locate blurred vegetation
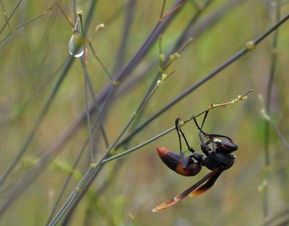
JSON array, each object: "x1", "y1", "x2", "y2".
[{"x1": 1, "y1": 0, "x2": 289, "y2": 225}]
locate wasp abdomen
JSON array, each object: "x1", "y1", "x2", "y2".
[{"x1": 157, "y1": 147, "x2": 202, "y2": 176}]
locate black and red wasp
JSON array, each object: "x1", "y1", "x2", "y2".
[{"x1": 152, "y1": 112, "x2": 238, "y2": 212}]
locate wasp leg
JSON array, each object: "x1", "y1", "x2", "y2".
[
  {"x1": 175, "y1": 118, "x2": 197, "y2": 168},
  {"x1": 175, "y1": 118, "x2": 196, "y2": 154},
  {"x1": 199, "y1": 133, "x2": 211, "y2": 156},
  {"x1": 193, "y1": 111, "x2": 208, "y2": 135},
  {"x1": 175, "y1": 118, "x2": 185, "y2": 166}
]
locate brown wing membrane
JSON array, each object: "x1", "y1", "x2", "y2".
[
  {"x1": 152, "y1": 170, "x2": 219, "y2": 212},
  {"x1": 189, "y1": 169, "x2": 222, "y2": 197}
]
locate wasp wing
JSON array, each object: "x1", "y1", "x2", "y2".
[
  {"x1": 152, "y1": 170, "x2": 218, "y2": 212},
  {"x1": 189, "y1": 169, "x2": 222, "y2": 197}
]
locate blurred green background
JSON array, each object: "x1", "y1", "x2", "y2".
[{"x1": 1, "y1": 0, "x2": 289, "y2": 225}]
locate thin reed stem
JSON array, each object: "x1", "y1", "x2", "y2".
[
  {"x1": 113, "y1": 0, "x2": 136, "y2": 72},
  {"x1": 102, "y1": 90, "x2": 252, "y2": 164},
  {"x1": 0, "y1": 0, "x2": 101, "y2": 203},
  {"x1": 117, "y1": 11, "x2": 289, "y2": 149},
  {"x1": 0, "y1": 0, "x2": 23, "y2": 35},
  {"x1": 0, "y1": 4, "x2": 54, "y2": 46},
  {"x1": 0, "y1": 0, "x2": 12, "y2": 31},
  {"x1": 0, "y1": 1, "x2": 187, "y2": 217},
  {"x1": 82, "y1": 57, "x2": 96, "y2": 161},
  {"x1": 263, "y1": 2, "x2": 281, "y2": 221},
  {"x1": 48, "y1": 90, "x2": 250, "y2": 225},
  {"x1": 45, "y1": 140, "x2": 88, "y2": 225},
  {"x1": 59, "y1": 80, "x2": 161, "y2": 224},
  {"x1": 47, "y1": 1, "x2": 186, "y2": 224},
  {"x1": 0, "y1": 56, "x2": 75, "y2": 188}
]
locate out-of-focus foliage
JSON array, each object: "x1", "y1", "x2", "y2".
[{"x1": 1, "y1": 0, "x2": 289, "y2": 225}]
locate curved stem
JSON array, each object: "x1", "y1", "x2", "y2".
[{"x1": 263, "y1": 3, "x2": 281, "y2": 221}]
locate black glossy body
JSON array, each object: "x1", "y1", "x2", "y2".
[
  {"x1": 199, "y1": 133, "x2": 238, "y2": 171},
  {"x1": 157, "y1": 133, "x2": 238, "y2": 176},
  {"x1": 153, "y1": 117, "x2": 239, "y2": 212}
]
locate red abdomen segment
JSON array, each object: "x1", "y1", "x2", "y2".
[{"x1": 157, "y1": 147, "x2": 201, "y2": 176}]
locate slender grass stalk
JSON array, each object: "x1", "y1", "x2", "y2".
[
  {"x1": 88, "y1": 43, "x2": 113, "y2": 80},
  {"x1": 0, "y1": 107, "x2": 87, "y2": 216},
  {"x1": 0, "y1": 4, "x2": 55, "y2": 46},
  {"x1": 53, "y1": 3, "x2": 191, "y2": 221},
  {"x1": 82, "y1": 57, "x2": 96, "y2": 161},
  {"x1": 48, "y1": 90, "x2": 250, "y2": 225},
  {"x1": 117, "y1": 11, "x2": 289, "y2": 149},
  {"x1": 102, "y1": 90, "x2": 252, "y2": 164},
  {"x1": 56, "y1": 2, "x2": 113, "y2": 81},
  {"x1": 0, "y1": 1, "x2": 188, "y2": 217},
  {"x1": 113, "y1": 0, "x2": 137, "y2": 72},
  {"x1": 187, "y1": 0, "x2": 243, "y2": 39},
  {"x1": 261, "y1": 109, "x2": 289, "y2": 151},
  {"x1": 52, "y1": 82, "x2": 161, "y2": 225},
  {"x1": 263, "y1": 207, "x2": 289, "y2": 226},
  {"x1": 0, "y1": 0, "x2": 12, "y2": 31},
  {"x1": 63, "y1": 25, "x2": 195, "y2": 223},
  {"x1": 0, "y1": 56, "x2": 75, "y2": 188},
  {"x1": 64, "y1": 1, "x2": 190, "y2": 222},
  {"x1": 1, "y1": 2, "x2": 288, "y2": 219},
  {"x1": 45, "y1": 2, "x2": 188, "y2": 225},
  {"x1": 71, "y1": 0, "x2": 187, "y2": 159},
  {"x1": 72, "y1": 2, "x2": 138, "y2": 221},
  {"x1": 0, "y1": 0, "x2": 100, "y2": 195},
  {"x1": 81, "y1": 60, "x2": 110, "y2": 147},
  {"x1": 72, "y1": 0, "x2": 77, "y2": 23},
  {"x1": 0, "y1": 0, "x2": 23, "y2": 35},
  {"x1": 34, "y1": 0, "x2": 214, "y2": 177},
  {"x1": 83, "y1": 84, "x2": 150, "y2": 224},
  {"x1": 74, "y1": 0, "x2": 215, "y2": 158},
  {"x1": 47, "y1": 61, "x2": 112, "y2": 224},
  {"x1": 55, "y1": 2, "x2": 74, "y2": 27},
  {"x1": 1, "y1": 1, "x2": 288, "y2": 219},
  {"x1": 262, "y1": 2, "x2": 281, "y2": 221},
  {"x1": 45, "y1": 140, "x2": 88, "y2": 225}
]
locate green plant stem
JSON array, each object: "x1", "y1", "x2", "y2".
[
  {"x1": 0, "y1": 0, "x2": 186, "y2": 218},
  {"x1": 263, "y1": 3, "x2": 281, "y2": 221},
  {"x1": 0, "y1": 5, "x2": 54, "y2": 46},
  {"x1": 102, "y1": 90, "x2": 251, "y2": 164},
  {"x1": 55, "y1": 5, "x2": 194, "y2": 219},
  {"x1": 0, "y1": 0, "x2": 12, "y2": 31},
  {"x1": 113, "y1": 0, "x2": 136, "y2": 72},
  {"x1": 48, "y1": 90, "x2": 250, "y2": 225},
  {"x1": 45, "y1": 140, "x2": 88, "y2": 225},
  {"x1": 62, "y1": 2, "x2": 213, "y2": 222},
  {"x1": 72, "y1": 0, "x2": 77, "y2": 23},
  {"x1": 58, "y1": 84, "x2": 160, "y2": 225},
  {"x1": 268, "y1": 119, "x2": 289, "y2": 151},
  {"x1": 263, "y1": 207, "x2": 289, "y2": 226},
  {"x1": 83, "y1": 57, "x2": 96, "y2": 161},
  {"x1": 0, "y1": 56, "x2": 75, "y2": 188},
  {"x1": 0, "y1": 0, "x2": 23, "y2": 35},
  {"x1": 0, "y1": 0, "x2": 100, "y2": 212},
  {"x1": 85, "y1": 70, "x2": 110, "y2": 148},
  {"x1": 117, "y1": 11, "x2": 289, "y2": 149}
]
